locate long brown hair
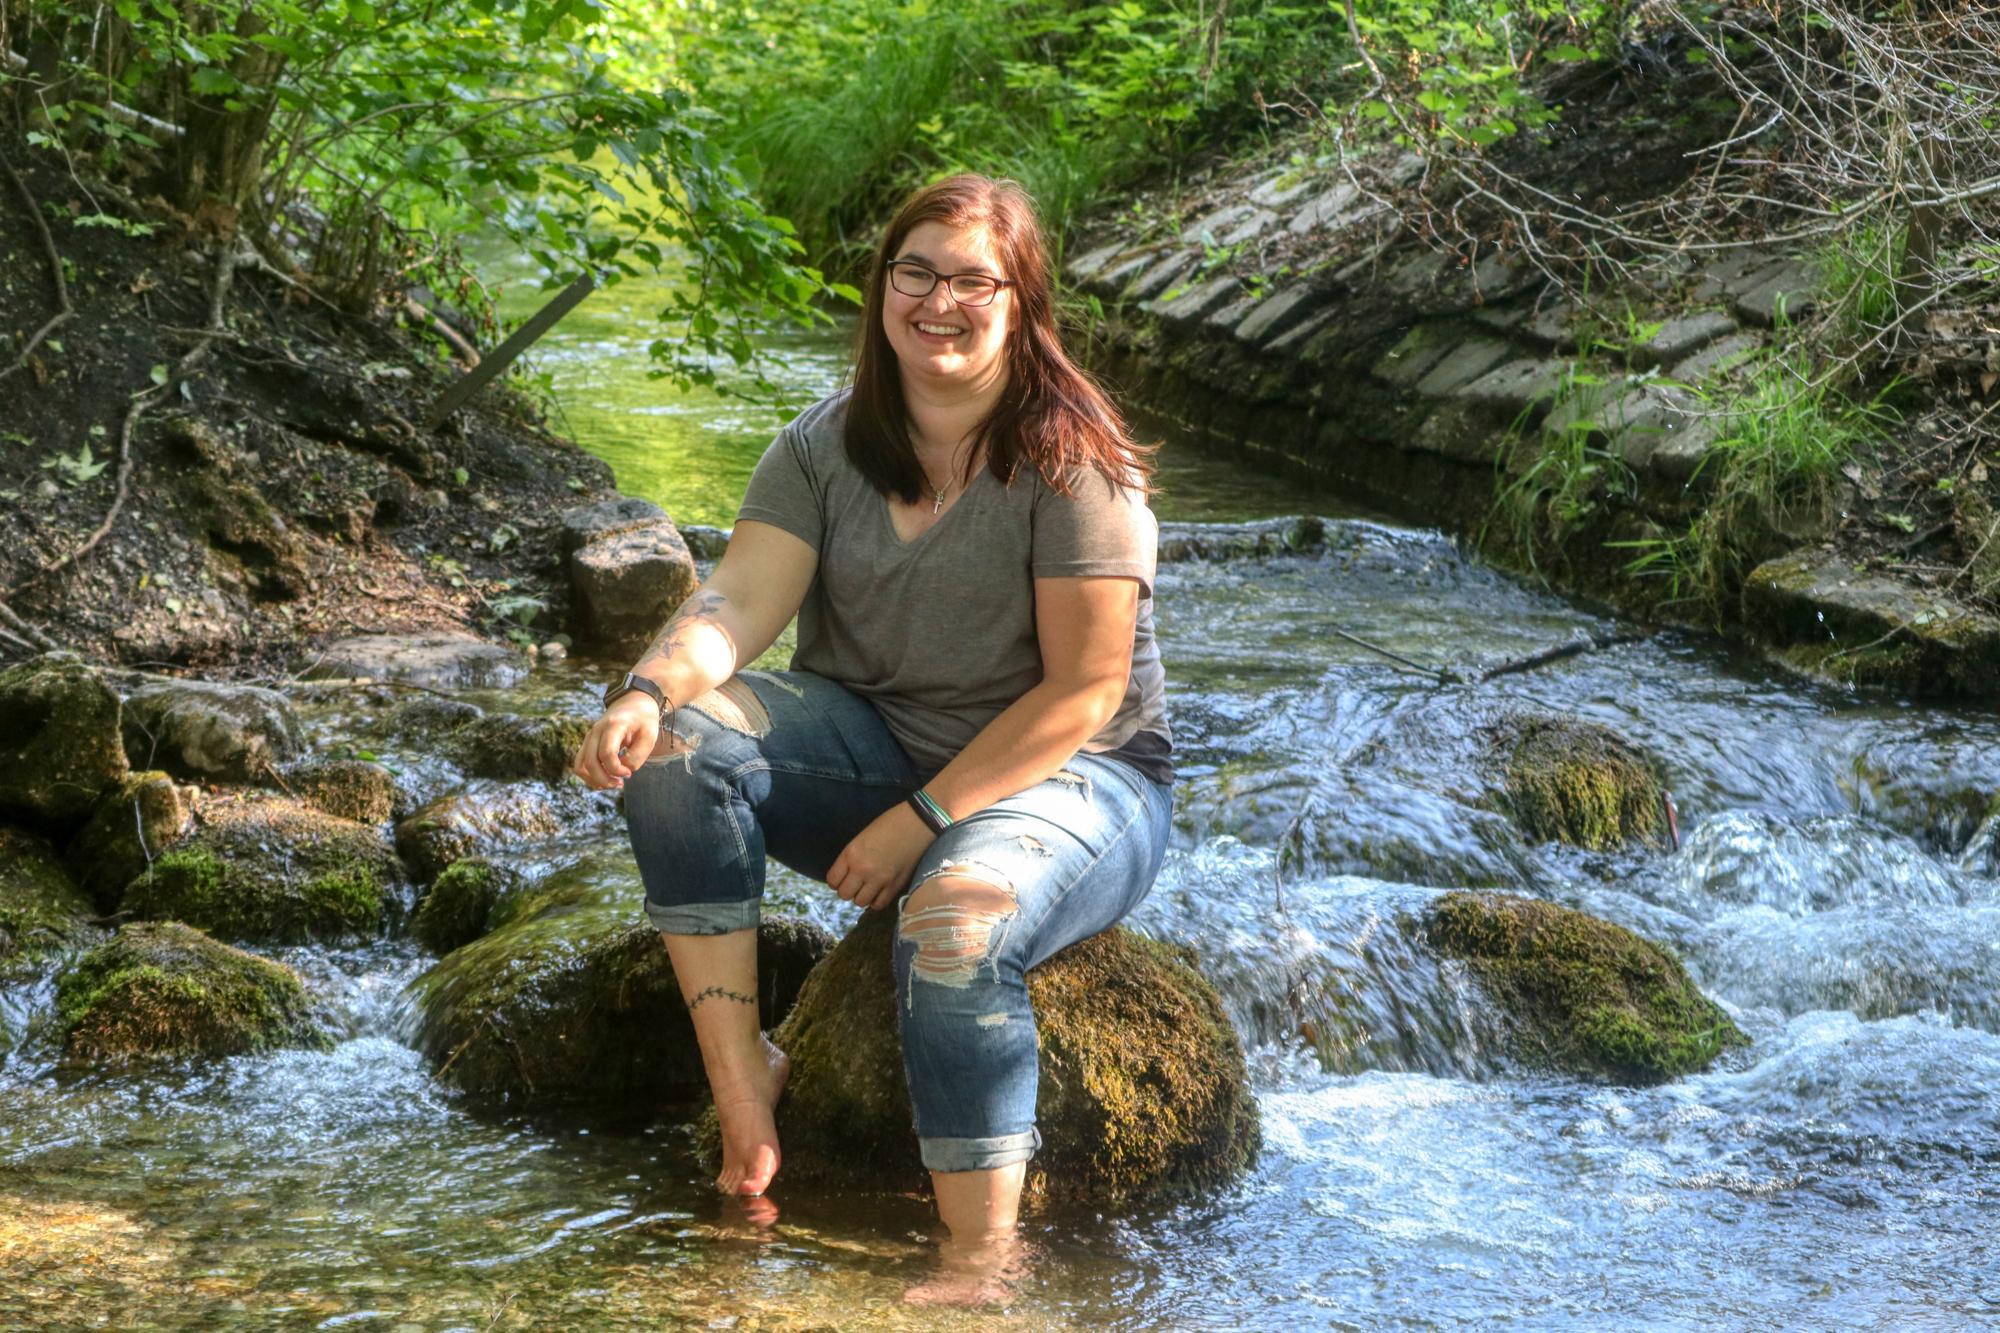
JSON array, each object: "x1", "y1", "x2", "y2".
[{"x1": 844, "y1": 173, "x2": 1156, "y2": 502}]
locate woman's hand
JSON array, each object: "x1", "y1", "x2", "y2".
[
  {"x1": 572, "y1": 695, "x2": 665, "y2": 790},
  {"x1": 828, "y1": 803, "x2": 936, "y2": 910}
]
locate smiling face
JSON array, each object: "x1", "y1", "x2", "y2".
[{"x1": 881, "y1": 220, "x2": 1013, "y2": 393}]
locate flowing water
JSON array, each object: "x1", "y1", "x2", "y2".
[{"x1": 5, "y1": 276, "x2": 2000, "y2": 1329}]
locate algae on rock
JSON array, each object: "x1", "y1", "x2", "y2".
[
  {"x1": 409, "y1": 898, "x2": 830, "y2": 1105},
  {"x1": 65, "y1": 771, "x2": 197, "y2": 910},
  {"x1": 1423, "y1": 891, "x2": 1745, "y2": 1084},
  {"x1": 443, "y1": 713, "x2": 592, "y2": 785},
  {"x1": 1499, "y1": 716, "x2": 1667, "y2": 850},
  {"x1": 0, "y1": 827, "x2": 99, "y2": 974},
  {"x1": 122, "y1": 792, "x2": 399, "y2": 943},
  {"x1": 394, "y1": 785, "x2": 578, "y2": 883},
  {"x1": 282, "y1": 758, "x2": 396, "y2": 825},
  {"x1": 760, "y1": 910, "x2": 1261, "y2": 1205},
  {"x1": 0, "y1": 653, "x2": 129, "y2": 828},
  {"x1": 56, "y1": 921, "x2": 327, "y2": 1064},
  {"x1": 409, "y1": 855, "x2": 525, "y2": 954}
]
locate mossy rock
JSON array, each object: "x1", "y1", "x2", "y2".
[
  {"x1": 283, "y1": 758, "x2": 395, "y2": 825},
  {"x1": 120, "y1": 679, "x2": 303, "y2": 783},
  {"x1": 65, "y1": 771, "x2": 197, "y2": 911},
  {"x1": 394, "y1": 786, "x2": 570, "y2": 882},
  {"x1": 0, "y1": 827, "x2": 99, "y2": 974},
  {"x1": 1423, "y1": 891, "x2": 1746, "y2": 1084},
  {"x1": 122, "y1": 793, "x2": 399, "y2": 943},
  {"x1": 0, "y1": 653, "x2": 129, "y2": 828},
  {"x1": 409, "y1": 855, "x2": 527, "y2": 954},
  {"x1": 386, "y1": 695, "x2": 484, "y2": 743},
  {"x1": 408, "y1": 901, "x2": 831, "y2": 1106},
  {"x1": 444, "y1": 713, "x2": 592, "y2": 784},
  {"x1": 1499, "y1": 716, "x2": 1666, "y2": 850},
  {"x1": 757, "y1": 910, "x2": 1260, "y2": 1205},
  {"x1": 55, "y1": 921, "x2": 327, "y2": 1064}
]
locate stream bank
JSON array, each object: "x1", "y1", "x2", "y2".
[{"x1": 1066, "y1": 131, "x2": 2000, "y2": 701}]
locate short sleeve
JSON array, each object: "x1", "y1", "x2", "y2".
[
  {"x1": 1031, "y1": 466, "x2": 1158, "y2": 597},
  {"x1": 736, "y1": 424, "x2": 824, "y2": 551}
]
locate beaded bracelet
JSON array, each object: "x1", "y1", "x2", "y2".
[{"x1": 906, "y1": 788, "x2": 954, "y2": 834}]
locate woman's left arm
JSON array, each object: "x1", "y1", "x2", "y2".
[{"x1": 825, "y1": 574, "x2": 1139, "y2": 909}]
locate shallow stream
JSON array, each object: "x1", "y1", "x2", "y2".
[{"x1": 4, "y1": 283, "x2": 1998, "y2": 1329}]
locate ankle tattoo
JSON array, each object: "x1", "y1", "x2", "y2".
[{"x1": 687, "y1": 985, "x2": 757, "y2": 1012}]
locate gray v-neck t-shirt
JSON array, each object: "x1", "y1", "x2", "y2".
[{"x1": 735, "y1": 389, "x2": 1173, "y2": 784}]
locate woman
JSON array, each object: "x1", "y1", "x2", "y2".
[{"x1": 571, "y1": 174, "x2": 1173, "y2": 1259}]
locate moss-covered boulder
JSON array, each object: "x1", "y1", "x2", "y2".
[
  {"x1": 0, "y1": 827, "x2": 98, "y2": 973},
  {"x1": 1423, "y1": 891, "x2": 1745, "y2": 1084},
  {"x1": 1498, "y1": 716, "x2": 1667, "y2": 850},
  {"x1": 55, "y1": 921, "x2": 327, "y2": 1064},
  {"x1": 409, "y1": 856, "x2": 526, "y2": 954},
  {"x1": 408, "y1": 899, "x2": 830, "y2": 1105},
  {"x1": 122, "y1": 793, "x2": 399, "y2": 943},
  {"x1": 758, "y1": 910, "x2": 1260, "y2": 1205},
  {"x1": 386, "y1": 694, "x2": 484, "y2": 743},
  {"x1": 394, "y1": 786, "x2": 569, "y2": 882},
  {"x1": 0, "y1": 653, "x2": 128, "y2": 828},
  {"x1": 120, "y1": 679, "x2": 303, "y2": 783},
  {"x1": 65, "y1": 771, "x2": 197, "y2": 910},
  {"x1": 282, "y1": 758, "x2": 395, "y2": 825},
  {"x1": 444, "y1": 713, "x2": 592, "y2": 785}
]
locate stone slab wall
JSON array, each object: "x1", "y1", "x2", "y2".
[{"x1": 1066, "y1": 155, "x2": 2000, "y2": 699}]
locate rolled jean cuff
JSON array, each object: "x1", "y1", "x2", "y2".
[
  {"x1": 643, "y1": 897, "x2": 761, "y2": 936},
  {"x1": 919, "y1": 1128, "x2": 1041, "y2": 1173}
]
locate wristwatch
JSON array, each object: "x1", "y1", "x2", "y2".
[{"x1": 602, "y1": 672, "x2": 668, "y2": 719}]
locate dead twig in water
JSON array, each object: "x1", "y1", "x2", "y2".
[
  {"x1": 1477, "y1": 631, "x2": 1649, "y2": 682},
  {"x1": 1331, "y1": 627, "x2": 1458, "y2": 683}
]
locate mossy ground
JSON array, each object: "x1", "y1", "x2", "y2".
[
  {"x1": 121, "y1": 794, "x2": 398, "y2": 943},
  {"x1": 55, "y1": 921, "x2": 327, "y2": 1064},
  {"x1": 758, "y1": 910, "x2": 1260, "y2": 1206},
  {"x1": 410, "y1": 901, "x2": 829, "y2": 1106},
  {"x1": 1500, "y1": 716, "x2": 1667, "y2": 851},
  {"x1": 1424, "y1": 891, "x2": 1745, "y2": 1084}
]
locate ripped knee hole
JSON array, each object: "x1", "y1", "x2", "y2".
[{"x1": 898, "y1": 867, "x2": 1018, "y2": 992}]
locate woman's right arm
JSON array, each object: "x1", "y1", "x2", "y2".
[{"x1": 572, "y1": 519, "x2": 817, "y2": 789}]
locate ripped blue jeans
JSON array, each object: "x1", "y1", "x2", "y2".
[{"x1": 620, "y1": 669, "x2": 1173, "y2": 1174}]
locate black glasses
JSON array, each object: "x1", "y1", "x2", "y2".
[{"x1": 884, "y1": 260, "x2": 1013, "y2": 307}]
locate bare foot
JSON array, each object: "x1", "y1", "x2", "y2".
[
  {"x1": 903, "y1": 1231, "x2": 1028, "y2": 1307},
  {"x1": 713, "y1": 1034, "x2": 789, "y2": 1196}
]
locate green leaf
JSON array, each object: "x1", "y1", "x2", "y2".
[
  {"x1": 1549, "y1": 43, "x2": 1590, "y2": 62},
  {"x1": 453, "y1": 466, "x2": 470, "y2": 486},
  {"x1": 149, "y1": 363, "x2": 169, "y2": 386},
  {"x1": 190, "y1": 67, "x2": 242, "y2": 95}
]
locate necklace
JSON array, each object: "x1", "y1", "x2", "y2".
[{"x1": 929, "y1": 481, "x2": 947, "y2": 515}]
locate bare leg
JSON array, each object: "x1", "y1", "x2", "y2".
[
  {"x1": 661, "y1": 928, "x2": 789, "y2": 1196},
  {"x1": 905, "y1": 1164, "x2": 1028, "y2": 1306}
]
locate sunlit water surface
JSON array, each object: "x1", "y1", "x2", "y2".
[{"x1": 4, "y1": 268, "x2": 1999, "y2": 1329}]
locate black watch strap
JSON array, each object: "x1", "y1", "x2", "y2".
[{"x1": 603, "y1": 672, "x2": 667, "y2": 717}]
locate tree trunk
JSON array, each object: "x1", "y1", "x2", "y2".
[{"x1": 173, "y1": 4, "x2": 287, "y2": 224}]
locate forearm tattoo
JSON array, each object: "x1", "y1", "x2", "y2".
[
  {"x1": 638, "y1": 589, "x2": 729, "y2": 674},
  {"x1": 686, "y1": 985, "x2": 757, "y2": 1012}
]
